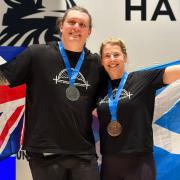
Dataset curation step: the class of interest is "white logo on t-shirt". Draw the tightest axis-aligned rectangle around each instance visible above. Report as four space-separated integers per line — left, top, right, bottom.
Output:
99 88 133 105
53 68 90 90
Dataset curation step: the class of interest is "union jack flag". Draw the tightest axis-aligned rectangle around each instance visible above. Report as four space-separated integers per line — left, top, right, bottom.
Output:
0 46 26 160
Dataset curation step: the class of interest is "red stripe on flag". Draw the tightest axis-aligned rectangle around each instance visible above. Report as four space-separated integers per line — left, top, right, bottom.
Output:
0 85 26 104
0 105 24 148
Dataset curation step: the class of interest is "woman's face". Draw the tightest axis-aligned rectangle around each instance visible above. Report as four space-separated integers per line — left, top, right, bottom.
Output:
101 44 127 79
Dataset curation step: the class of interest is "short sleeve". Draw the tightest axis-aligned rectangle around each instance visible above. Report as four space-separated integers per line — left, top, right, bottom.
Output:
136 68 166 90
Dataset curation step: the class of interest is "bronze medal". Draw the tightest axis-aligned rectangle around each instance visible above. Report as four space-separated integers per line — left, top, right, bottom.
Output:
107 121 122 137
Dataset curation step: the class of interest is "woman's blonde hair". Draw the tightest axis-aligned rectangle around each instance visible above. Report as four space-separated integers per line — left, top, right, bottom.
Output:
100 38 127 57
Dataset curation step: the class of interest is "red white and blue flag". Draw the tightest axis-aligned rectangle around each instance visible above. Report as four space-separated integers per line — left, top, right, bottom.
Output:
0 47 26 180
0 47 26 160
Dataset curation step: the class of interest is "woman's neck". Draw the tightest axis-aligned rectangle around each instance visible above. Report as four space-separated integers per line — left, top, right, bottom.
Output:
109 71 124 80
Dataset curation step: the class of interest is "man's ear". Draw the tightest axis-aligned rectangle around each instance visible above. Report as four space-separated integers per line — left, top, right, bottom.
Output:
88 28 91 36
59 22 63 33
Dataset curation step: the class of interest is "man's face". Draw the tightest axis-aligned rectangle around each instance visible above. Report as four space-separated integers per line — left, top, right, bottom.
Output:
60 10 91 45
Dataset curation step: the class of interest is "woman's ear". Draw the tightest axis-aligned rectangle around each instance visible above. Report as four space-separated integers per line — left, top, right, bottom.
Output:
124 55 127 63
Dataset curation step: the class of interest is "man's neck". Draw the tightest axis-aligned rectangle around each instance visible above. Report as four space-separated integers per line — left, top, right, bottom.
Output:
61 40 84 52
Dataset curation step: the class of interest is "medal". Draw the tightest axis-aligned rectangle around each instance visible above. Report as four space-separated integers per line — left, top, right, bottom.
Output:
107 72 128 137
107 121 122 137
66 86 80 101
58 41 85 101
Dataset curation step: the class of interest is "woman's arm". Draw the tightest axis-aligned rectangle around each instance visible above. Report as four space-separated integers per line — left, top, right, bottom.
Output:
163 65 180 84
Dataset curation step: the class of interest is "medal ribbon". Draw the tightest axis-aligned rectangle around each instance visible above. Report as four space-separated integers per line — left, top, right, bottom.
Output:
58 41 85 86
108 72 128 121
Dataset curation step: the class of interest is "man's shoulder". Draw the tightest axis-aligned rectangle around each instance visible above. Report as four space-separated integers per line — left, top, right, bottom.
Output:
28 41 58 52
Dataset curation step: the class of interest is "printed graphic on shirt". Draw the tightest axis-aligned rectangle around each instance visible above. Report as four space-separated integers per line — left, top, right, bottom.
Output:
53 68 90 89
99 88 133 105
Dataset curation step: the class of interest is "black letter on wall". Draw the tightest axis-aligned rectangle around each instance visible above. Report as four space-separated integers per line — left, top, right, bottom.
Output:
126 0 146 21
151 0 176 21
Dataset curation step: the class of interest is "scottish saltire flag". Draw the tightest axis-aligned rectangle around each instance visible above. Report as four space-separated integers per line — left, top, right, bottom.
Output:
153 75 180 180
141 60 180 180
0 46 26 180
93 60 180 180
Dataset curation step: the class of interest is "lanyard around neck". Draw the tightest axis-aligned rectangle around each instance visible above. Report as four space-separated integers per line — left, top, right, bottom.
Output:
108 72 128 121
58 41 85 86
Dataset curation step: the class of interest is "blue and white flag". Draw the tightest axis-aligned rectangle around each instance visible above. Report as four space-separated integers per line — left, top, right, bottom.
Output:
153 65 180 180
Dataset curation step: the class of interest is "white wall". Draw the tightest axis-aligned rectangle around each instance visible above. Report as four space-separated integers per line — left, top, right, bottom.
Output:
78 0 180 71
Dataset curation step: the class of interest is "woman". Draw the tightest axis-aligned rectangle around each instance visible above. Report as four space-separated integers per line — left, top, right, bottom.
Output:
97 38 180 180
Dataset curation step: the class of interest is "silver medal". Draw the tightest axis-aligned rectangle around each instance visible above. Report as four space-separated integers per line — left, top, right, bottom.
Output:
66 86 80 101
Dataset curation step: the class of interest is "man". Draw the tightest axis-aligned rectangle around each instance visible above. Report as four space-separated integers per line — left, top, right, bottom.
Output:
0 6 101 180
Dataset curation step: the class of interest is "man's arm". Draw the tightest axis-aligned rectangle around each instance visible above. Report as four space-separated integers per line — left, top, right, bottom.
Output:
0 70 10 85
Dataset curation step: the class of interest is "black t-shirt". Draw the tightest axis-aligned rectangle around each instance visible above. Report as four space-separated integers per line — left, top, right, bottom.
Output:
97 69 166 155
0 41 103 156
